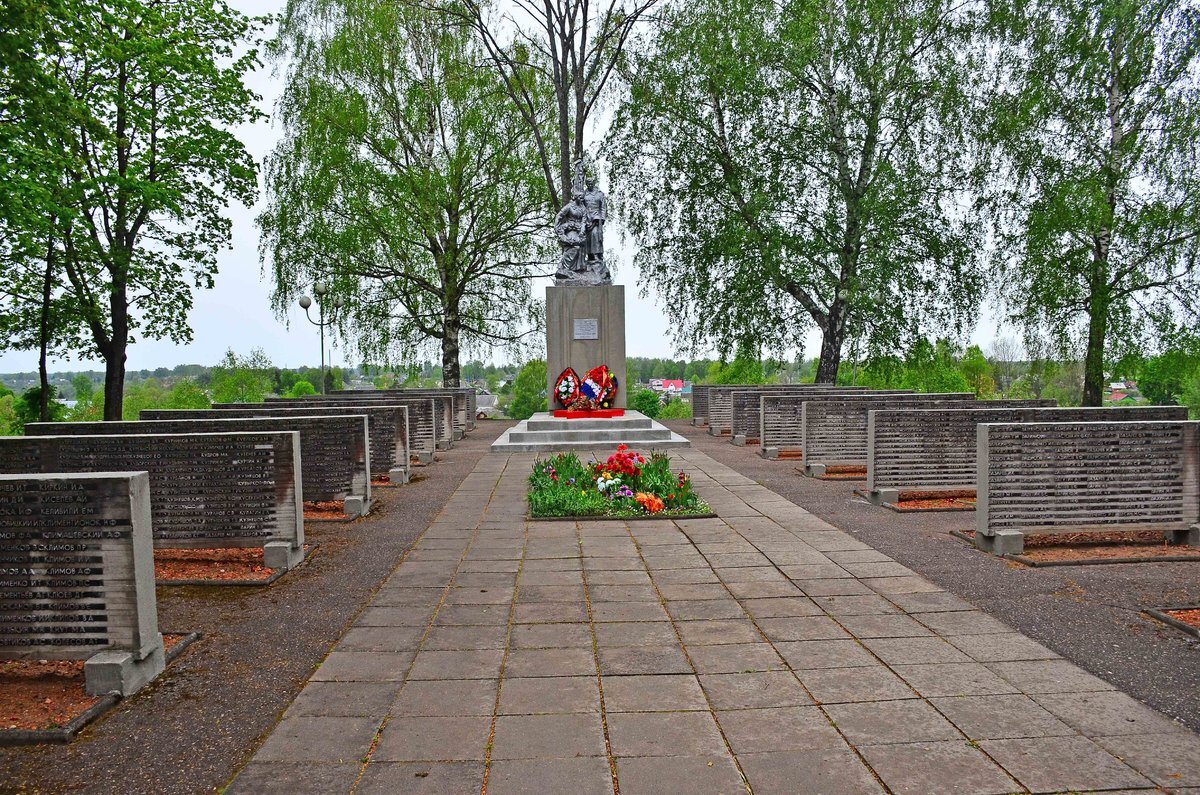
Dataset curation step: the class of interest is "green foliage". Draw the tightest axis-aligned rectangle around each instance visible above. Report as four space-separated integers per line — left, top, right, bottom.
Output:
658 399 693 420
0 395 20 435
1137 348 1200 405
13 386 65 427
508 360 548 420
527 449 707 518
70 374 95 402
285 380 317 398
608 0 984 381
982 0 1200 404
0 0 266 420
853 338 972 393
263 0 547 384
630 388 661 419
1181 370 1200 419
210 349 275 405
120 379 211 420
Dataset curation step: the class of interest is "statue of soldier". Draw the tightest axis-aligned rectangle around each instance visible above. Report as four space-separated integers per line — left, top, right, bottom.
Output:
582 173 607 265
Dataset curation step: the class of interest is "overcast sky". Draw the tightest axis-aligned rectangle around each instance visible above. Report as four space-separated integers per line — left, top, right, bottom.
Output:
0 0 1005 375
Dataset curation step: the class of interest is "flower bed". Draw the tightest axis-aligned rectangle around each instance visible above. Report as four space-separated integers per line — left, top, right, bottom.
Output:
528 445 710 518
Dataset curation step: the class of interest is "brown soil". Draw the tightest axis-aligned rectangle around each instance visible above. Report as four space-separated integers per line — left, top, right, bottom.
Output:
1166 609 1200 629
0 635 188 732
820 465 867 480
371 476 391 487
961 529 1200 562
304 501 346 521
896 497 976 510
155 548 275 582
899 489 976 501
776 450 804 460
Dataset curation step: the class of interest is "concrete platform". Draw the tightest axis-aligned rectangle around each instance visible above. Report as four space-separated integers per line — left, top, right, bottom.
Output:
491 411 690 453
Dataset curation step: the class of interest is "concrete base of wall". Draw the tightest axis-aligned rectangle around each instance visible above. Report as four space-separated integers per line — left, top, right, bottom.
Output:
976 529 1024 555
85 639 166 697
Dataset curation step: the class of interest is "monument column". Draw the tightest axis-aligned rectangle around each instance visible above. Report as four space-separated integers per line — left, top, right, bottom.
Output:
545 285 627 409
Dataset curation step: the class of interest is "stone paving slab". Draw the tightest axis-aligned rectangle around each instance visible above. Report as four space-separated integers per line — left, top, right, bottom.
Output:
229 448 1200 794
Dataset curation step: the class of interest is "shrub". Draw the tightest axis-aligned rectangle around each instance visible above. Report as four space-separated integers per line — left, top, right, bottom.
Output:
508 359 548 420
658 398 692 419
286 380 317 398
630 387 661 418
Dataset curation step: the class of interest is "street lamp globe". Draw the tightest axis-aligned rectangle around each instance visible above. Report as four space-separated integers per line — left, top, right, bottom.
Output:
333 295 347 309
313 281 329 297
298 295 312 309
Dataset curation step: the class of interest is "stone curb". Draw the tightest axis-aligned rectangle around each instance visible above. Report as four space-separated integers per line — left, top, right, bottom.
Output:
1145 607 1200 640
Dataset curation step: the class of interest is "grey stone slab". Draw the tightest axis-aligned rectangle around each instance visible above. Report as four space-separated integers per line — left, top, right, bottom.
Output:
594 621 679 647
741 596 824 618
687 642 789 674
356 761 485 795
354 606 437 628
614 754 744 795
930 695 1076 740
757 616 850 642
725 580 805 599
811 595 900 615
858 740 1021 795
589 584 659 602
516 584 585 603
665 599 748 620
498 676 600 715
252 716 381 763
513 602 590 623
775 639 879 669
884 591 977 613
421 625 508 650
504 647 597 678
650 568 722 584
738 748 884 794
1094 732 1200 787
860 636 973 666
487 757 613 795
1033 691 1190 737
946 632 1060 663
980 735 1154 792
391 679 499 717
862 575 943 595
796 665 914 704
590 601 672 622
490 713 607 759
598 645 692 676
433 604 510 625
675 619 762 646
508 622 593 649
286 681 401 718
657 583 731 601
227 762 362 794
986 660 1117 694
913 610 1013 636
608 711 727 757
780 563 854 580
823 699 961 746
602 674 708 712
407 649 505 680
311 651 415 682
793 578 876 596
338 626 426 652
699 671 812 709
893 663 1021 698
714 566 790 583
837 613 933 639
372 715 493 762
717 706 844 753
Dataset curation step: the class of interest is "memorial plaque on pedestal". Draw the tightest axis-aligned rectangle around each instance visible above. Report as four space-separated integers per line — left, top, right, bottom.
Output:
0 472 162 665
546 285 627 409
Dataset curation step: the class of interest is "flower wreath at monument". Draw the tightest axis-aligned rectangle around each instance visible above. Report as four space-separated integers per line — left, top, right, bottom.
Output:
554 365 618 411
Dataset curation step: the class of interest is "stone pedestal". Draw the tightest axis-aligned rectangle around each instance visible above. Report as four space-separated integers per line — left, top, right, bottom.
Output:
546 285 627 409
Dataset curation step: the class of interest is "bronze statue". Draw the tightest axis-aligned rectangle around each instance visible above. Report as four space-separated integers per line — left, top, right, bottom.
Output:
555 160 611 285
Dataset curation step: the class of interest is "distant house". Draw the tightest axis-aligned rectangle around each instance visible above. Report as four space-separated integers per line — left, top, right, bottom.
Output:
1107 391 1129 402
657 379 684 394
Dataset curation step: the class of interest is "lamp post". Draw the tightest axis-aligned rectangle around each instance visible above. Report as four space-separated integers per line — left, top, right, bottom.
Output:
298 282 346 394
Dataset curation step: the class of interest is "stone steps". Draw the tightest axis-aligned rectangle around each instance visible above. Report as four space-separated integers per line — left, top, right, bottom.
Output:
492 411 691 453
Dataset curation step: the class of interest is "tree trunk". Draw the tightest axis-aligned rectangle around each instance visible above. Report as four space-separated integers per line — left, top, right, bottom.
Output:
814 301 847 384
38 237 55 422
441 315 461 387
1082 278 1108 407
102 284 129 421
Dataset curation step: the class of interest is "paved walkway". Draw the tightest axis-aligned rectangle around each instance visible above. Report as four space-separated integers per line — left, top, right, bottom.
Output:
229 449 1200 794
